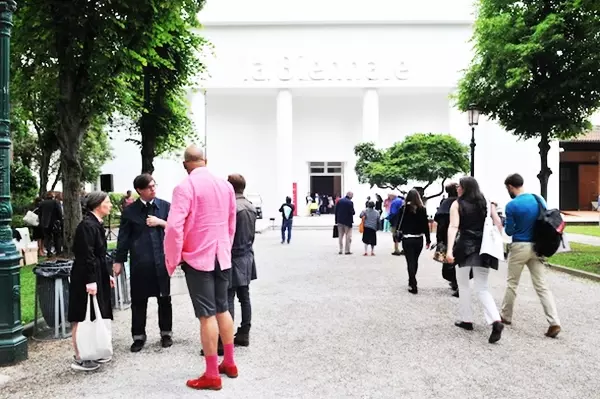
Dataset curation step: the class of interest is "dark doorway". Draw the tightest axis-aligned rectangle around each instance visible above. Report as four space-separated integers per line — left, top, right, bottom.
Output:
559 163 579 210
311 176 334 196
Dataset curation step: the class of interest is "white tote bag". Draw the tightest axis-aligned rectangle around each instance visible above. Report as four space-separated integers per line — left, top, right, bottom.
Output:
480 201 505 260
23 210 39 227
76 295 113 361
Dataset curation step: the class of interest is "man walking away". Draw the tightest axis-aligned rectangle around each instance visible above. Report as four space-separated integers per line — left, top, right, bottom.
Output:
335 191 355 254
386 193 404 255
38 192 63 257
279 196 295 244
113 174 172 353
165 145 238 391
227 174 257 347
500 173 561 338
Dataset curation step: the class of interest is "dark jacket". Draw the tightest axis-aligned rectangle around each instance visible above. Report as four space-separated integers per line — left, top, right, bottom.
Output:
231 194 257 288
115 198 171 300
335 197 355 227
279 202 295 221
38 199 62 230
434 197 457 244
68 213 113 322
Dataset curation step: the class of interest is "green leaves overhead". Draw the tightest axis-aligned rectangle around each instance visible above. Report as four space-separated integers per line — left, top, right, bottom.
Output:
354 134 470 199
457 0 600 198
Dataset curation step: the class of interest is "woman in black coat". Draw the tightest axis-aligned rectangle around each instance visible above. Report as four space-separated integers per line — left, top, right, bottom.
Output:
68 191 114 372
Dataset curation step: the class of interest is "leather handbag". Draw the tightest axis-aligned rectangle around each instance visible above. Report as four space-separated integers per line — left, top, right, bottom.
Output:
393 206 407 242
332 225 339 238
433 242 447 263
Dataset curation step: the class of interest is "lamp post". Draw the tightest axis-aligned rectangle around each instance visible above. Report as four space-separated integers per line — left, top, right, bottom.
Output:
467 104 480 177
0 0 27 366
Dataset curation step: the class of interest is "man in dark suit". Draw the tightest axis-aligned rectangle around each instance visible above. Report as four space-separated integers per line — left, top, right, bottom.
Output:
38 192 63 257
113 174 172 352
334 191 355 255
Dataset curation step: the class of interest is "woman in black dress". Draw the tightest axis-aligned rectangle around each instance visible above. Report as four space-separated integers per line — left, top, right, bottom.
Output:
446 177 504 344
396 189 431 294
68 191 114 371
434 183 459 296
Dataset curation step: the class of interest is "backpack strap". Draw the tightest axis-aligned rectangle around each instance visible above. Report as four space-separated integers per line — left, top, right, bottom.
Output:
532 194 546 213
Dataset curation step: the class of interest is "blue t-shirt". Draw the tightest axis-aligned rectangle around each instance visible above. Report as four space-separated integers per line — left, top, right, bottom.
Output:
386 197 404 220
505 193 545 242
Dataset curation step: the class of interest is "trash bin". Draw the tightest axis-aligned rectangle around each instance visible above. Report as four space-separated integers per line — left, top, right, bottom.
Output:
107 250 131 310
33 260 72 329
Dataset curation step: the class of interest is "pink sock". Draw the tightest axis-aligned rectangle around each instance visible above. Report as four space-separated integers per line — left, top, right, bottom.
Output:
223 343 235 366
205 355 219 378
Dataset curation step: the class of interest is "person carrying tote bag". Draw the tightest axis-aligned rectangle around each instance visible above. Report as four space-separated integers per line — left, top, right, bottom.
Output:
68 192 115 372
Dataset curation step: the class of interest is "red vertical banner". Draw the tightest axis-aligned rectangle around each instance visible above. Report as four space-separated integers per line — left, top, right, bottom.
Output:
292 182 298 216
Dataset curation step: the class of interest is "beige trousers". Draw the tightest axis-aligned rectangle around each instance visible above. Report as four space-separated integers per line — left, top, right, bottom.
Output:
337 224 352 253
500 242 560 326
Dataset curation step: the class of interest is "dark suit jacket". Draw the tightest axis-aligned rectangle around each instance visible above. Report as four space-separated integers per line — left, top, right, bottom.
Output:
335 197 355 227
115 198 171 300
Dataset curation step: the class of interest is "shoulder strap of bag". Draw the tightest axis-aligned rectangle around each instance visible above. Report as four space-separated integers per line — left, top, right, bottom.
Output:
85 295 93 322
396 205 407 230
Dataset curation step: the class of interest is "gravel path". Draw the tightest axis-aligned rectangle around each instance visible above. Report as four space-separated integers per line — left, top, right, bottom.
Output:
2 230 600 399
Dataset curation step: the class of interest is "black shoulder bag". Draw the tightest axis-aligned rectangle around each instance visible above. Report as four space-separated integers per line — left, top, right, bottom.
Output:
393 205 407 242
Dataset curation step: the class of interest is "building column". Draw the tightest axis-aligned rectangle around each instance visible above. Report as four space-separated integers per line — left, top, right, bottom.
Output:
362 89 379 145
189 88 207 156
276 89 293 202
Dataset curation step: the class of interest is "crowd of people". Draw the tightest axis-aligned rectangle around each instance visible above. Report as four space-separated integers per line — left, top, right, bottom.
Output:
62 147 562 391
332 174 562 344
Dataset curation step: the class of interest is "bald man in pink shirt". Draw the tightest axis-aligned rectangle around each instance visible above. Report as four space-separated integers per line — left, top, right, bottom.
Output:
164 145 238 391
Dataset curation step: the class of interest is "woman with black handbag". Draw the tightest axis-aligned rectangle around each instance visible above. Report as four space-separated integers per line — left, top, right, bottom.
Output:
446 177 505 344
395 189 430 294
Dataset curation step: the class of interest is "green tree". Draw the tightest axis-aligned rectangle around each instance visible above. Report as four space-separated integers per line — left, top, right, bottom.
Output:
354 134 470 200
13 1 156 253
124 0 207 173
457 0 600 199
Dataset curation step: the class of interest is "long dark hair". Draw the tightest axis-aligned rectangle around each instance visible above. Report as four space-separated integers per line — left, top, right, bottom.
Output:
405 189 424 213
459 177 486 216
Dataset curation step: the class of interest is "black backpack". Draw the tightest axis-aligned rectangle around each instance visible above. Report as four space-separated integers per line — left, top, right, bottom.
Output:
532 195 565 257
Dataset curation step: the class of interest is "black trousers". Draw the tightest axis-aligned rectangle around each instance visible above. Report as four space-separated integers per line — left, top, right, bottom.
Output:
131 296 173 340
43 227 62 255
227 285 251 334
402 237 424 288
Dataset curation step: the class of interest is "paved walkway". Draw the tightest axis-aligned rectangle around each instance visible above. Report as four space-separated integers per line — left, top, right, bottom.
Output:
566 232 600 246
2 230 600 399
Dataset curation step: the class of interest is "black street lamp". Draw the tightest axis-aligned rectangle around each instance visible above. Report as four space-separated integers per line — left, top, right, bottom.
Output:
0 0 28 366
467 104 480 177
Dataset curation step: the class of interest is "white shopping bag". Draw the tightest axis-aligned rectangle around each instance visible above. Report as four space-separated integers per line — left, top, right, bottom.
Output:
23 210 39 227
77 295 113 361
554 234 571 254
480 202 505 260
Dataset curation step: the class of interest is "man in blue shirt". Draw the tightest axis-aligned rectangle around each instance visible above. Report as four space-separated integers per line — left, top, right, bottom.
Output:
500 174 561 338
386 193 404 255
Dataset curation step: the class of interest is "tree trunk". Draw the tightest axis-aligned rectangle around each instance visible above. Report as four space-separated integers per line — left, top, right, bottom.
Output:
38 152 50 197
537 132 552 201
140 67 156 174
60 143 83 257
50 163 63 191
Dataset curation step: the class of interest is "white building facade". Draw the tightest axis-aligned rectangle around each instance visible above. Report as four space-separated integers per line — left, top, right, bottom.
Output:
101 0 561 217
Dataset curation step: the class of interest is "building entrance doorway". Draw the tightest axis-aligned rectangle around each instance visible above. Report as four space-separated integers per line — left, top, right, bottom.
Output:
309 162 344 214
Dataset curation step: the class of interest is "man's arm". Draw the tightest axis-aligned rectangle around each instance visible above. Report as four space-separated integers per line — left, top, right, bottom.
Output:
228 188 237 244
114 210 132 264
164 185 191 276
504 202 516 237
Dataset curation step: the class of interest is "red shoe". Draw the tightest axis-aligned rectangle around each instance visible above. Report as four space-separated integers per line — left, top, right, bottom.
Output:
218 362 239 378
186 374 222 390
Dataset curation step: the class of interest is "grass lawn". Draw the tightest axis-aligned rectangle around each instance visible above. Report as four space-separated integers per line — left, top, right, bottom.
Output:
565 225 600 237
20 264 36 324
549 242 600 275
19 242 118 325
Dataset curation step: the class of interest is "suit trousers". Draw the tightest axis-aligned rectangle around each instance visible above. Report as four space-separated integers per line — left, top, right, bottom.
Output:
131 295 173 341
337 224 352 253
228 285 251 334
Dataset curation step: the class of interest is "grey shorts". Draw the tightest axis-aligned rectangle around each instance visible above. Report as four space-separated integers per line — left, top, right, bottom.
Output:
182 260 231 318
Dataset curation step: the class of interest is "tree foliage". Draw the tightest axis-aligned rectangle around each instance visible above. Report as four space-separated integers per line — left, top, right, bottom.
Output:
122 0 207 173
457 0 600 199
354 134 470 199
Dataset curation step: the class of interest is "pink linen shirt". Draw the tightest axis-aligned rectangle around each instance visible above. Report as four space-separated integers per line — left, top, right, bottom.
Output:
164 167 237 275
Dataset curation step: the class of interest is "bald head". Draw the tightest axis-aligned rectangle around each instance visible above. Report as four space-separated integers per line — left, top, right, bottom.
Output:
183 145 206 173
184 145 205 162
